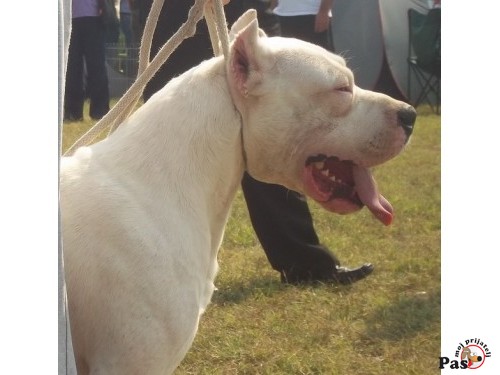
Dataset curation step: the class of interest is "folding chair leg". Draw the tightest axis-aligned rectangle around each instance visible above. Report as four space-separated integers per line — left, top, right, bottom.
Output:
408 63 440 114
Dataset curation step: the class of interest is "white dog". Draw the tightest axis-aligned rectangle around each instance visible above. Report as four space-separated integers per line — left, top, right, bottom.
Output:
60 10 416 374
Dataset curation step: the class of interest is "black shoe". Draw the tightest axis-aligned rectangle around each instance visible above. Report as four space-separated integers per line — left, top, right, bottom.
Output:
281 263 374 285
332 263 374 285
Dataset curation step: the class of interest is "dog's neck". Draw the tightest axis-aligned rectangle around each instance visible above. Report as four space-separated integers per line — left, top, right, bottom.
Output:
88 57 246 253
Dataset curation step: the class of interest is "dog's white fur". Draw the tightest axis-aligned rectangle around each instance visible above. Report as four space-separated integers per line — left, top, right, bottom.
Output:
61 11 414 374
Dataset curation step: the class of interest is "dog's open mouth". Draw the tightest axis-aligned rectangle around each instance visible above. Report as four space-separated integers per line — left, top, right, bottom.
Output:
302 155 394 225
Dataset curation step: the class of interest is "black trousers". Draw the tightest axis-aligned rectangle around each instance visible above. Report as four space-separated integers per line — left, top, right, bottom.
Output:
142 0 339 280
64 17 110 120
241 174 339 280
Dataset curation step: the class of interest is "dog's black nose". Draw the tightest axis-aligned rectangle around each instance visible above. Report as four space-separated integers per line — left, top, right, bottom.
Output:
398 106 417 138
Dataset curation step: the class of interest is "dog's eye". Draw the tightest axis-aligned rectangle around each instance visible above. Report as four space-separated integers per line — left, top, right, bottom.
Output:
335 86 352 93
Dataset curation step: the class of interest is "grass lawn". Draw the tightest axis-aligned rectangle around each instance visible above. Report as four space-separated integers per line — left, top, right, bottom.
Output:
63 103 441 375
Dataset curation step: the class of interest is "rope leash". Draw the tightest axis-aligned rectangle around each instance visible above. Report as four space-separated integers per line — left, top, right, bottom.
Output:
64 0 230 156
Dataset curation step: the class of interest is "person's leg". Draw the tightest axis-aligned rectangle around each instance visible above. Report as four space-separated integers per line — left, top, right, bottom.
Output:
241 173 373 284
64 18 85 121
120 12 133 47
241 173 339 282
82 17 110 119
120 12 135 75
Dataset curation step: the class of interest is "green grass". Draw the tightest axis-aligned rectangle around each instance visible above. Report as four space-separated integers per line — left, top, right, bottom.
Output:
63 103 440 375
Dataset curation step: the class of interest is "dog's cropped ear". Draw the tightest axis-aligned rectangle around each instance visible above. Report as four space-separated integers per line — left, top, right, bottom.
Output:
229 9 266 42
227 15 270 101
461 348 470 360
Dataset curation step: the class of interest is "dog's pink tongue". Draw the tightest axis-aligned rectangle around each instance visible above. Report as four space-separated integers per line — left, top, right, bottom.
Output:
353 165 394 226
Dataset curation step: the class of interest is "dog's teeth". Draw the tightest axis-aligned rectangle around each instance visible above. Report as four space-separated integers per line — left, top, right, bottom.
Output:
321 169 329 177
329 175 336 182
314 161 325 169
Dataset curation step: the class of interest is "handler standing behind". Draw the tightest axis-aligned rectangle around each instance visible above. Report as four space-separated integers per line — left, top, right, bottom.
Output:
273 0 333 50
142 0 373 285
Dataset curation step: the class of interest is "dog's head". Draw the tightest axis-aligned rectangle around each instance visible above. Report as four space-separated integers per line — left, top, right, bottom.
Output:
227 10 416 226
461 348 483 363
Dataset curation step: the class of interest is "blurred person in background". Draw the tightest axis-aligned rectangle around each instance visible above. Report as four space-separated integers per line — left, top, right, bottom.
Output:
64 0 110 121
